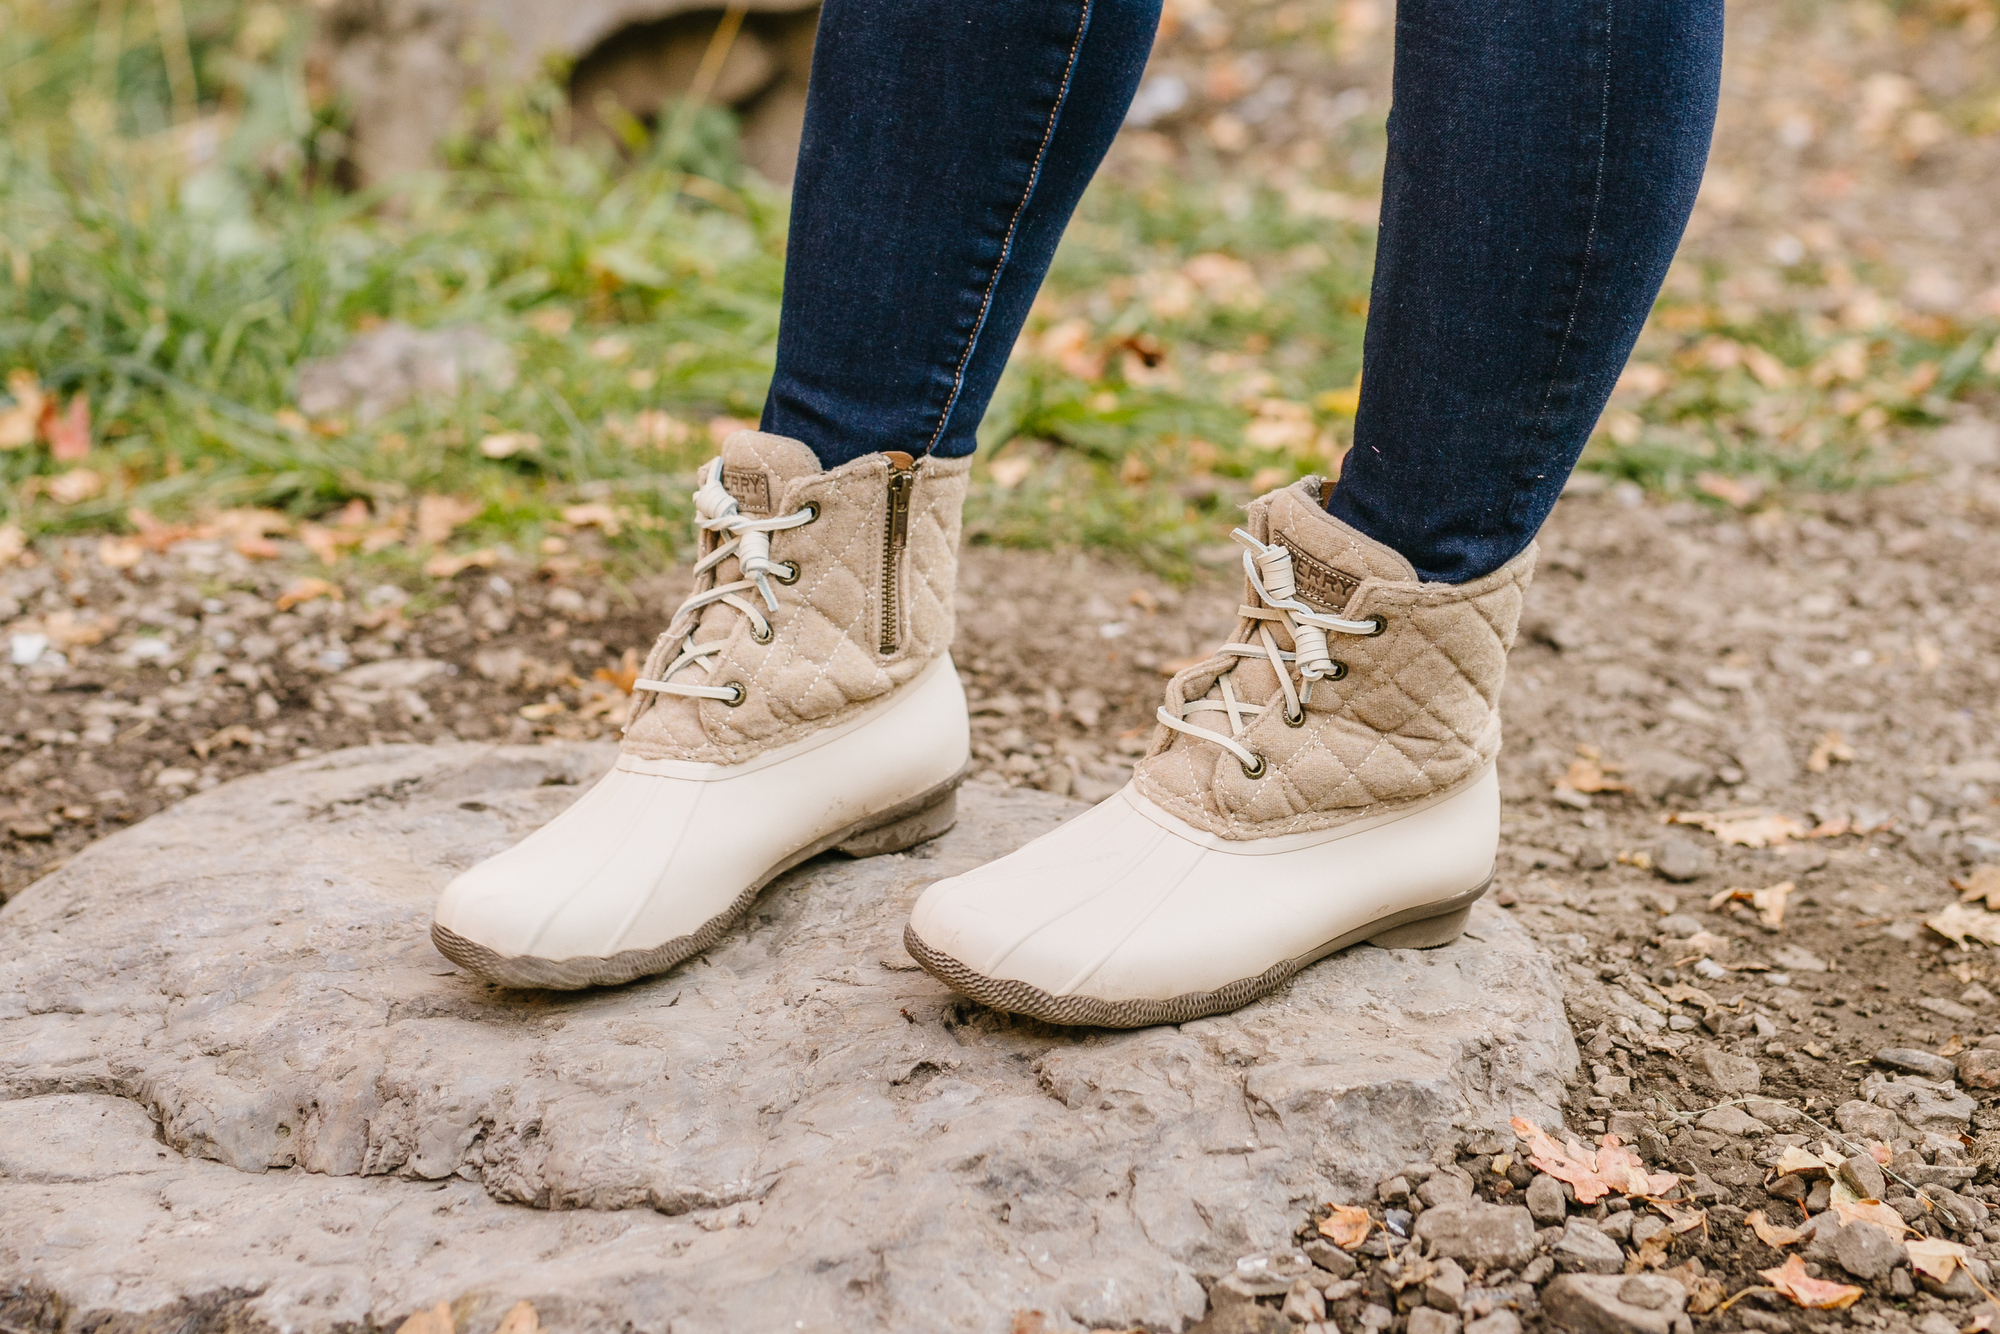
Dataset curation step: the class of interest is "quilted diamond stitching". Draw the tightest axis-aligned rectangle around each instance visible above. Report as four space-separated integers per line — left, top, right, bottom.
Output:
1134 489 1535 840
621 452 968 765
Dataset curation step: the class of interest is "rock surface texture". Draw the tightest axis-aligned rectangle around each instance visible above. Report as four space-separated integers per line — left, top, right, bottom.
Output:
0 744 1574 1333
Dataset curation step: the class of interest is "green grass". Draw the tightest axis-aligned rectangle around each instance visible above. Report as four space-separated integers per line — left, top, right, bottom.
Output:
3 0 1998 583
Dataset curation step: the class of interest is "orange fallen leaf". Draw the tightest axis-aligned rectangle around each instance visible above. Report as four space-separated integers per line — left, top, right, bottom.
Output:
1510 1118 1679 1204
205 507 291 559
1696 471 1763 508
1956 865 2000 912
1559 757 1630 794
416 494 481 547
97 536 144 570
489 1301 539 1334
126 507 195 552
46 467 104 505
593 648 641 695
1746 1210 1808 1246
1709 882 1794 929
1317 1203 1373 1249
424 549 500 579
43 393 92 461
1806 731 1856 772
1830 1198 1907 1235
1759 1254 1862 1310
276 577 342 611
1905 1237 1970 1282
560 502 623 536
1666 809 1809 849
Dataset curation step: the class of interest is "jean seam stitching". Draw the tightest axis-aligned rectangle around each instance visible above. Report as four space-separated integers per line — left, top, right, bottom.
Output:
1526 0 1615 467
920 0 1093 457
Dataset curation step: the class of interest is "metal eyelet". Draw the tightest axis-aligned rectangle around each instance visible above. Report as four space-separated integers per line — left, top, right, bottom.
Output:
720 683 746 707
774 560 801 585
799 503 820 524
1362 615 1387 637
1240 754 1266 780
1284 704 1306 728
1326 660 1348 681
750 622 773 644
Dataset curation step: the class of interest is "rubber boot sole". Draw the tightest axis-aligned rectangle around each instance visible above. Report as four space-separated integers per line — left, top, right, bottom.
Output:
433 767 967 991
902 872 1491 1029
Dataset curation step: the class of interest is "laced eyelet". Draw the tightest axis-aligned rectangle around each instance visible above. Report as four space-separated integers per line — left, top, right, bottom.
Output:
1362 615 1387 637
1326 660 1348 681
799 503 820 524
1240 754 1266 779
750 622 773 644
720 683 746 706
1283 705 1305 728
774 560 801 585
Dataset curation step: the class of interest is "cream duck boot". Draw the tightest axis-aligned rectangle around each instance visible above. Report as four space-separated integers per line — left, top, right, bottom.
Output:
433 431 971 988
905 478 1535 1027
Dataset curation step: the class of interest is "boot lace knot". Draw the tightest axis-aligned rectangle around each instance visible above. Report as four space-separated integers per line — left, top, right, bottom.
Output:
1155 528 1382 777
633 459 816 706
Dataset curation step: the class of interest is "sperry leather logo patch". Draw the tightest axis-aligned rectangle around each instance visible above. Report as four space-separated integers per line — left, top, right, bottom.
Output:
721 467 772 514
1278 534 1360 611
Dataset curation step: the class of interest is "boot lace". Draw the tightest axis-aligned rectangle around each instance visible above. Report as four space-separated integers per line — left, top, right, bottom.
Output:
1155 528 1384 778
633 459 817 706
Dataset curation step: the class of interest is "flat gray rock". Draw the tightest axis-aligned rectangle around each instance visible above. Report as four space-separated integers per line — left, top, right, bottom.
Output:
0 743 1574 1332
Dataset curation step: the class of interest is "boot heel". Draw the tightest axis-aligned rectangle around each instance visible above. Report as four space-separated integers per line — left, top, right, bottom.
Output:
1368 904 1472 950
836 788 958 858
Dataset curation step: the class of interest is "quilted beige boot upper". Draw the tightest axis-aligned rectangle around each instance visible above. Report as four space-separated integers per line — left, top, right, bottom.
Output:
1134 479 1535 840
622 431 968 765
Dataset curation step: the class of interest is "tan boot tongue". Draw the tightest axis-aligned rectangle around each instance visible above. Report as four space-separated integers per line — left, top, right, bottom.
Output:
1265 483 1417 613
719 430 821 516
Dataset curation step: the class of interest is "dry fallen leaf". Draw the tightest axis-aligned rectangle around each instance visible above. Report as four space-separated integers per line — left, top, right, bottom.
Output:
97 536 144 570
1806 731 1857 772
44 609 114 649
1664 982 1718 1008
489 1301 539 1334
43 393 92 461
1759 1254 1863 1310
593 648 641 695
0 524 25 566
1746 1210 1809 1246
46 467 104 505
393 1303 454 1334
519 699 568 721
193 724 258 761
1906 1237 1970 1282
1317 1203 1373 1249
1510 1118 1679 1204
206 507 291 559
561 502 623 536
1769 1145 1838 1178
1956 865 2000 912
275 578 343 611
479 431 540 459
1696 471 1762 508
1926 901 2000 948
1559 757 1630 794
988 454 1034 489
424 549 500 579
416 494 480 547
1709 882 1794 929
1830 1198 1907 1235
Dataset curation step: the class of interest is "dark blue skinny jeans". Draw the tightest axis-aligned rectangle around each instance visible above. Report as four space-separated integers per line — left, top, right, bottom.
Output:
760 0 1724 583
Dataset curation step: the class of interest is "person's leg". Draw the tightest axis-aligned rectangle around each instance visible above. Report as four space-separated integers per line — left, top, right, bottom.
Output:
1328 0 1724 584
761 0 1162 467
907 0 1727 1026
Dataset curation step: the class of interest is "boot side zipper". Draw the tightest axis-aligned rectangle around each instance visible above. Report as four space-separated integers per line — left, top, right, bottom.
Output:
881 452 915 654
